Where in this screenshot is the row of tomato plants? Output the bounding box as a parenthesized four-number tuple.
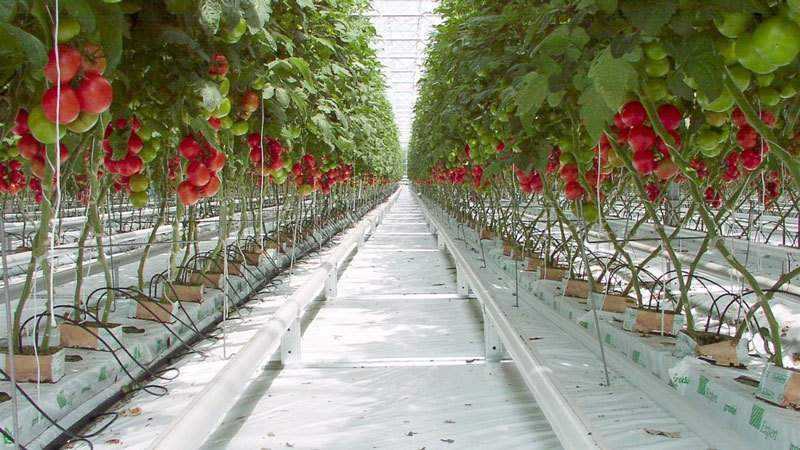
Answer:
(409, 0, 800, 368)
(0, 1, 402, 359)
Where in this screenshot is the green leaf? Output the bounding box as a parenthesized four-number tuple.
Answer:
(199, 0, 223, 34)
(579, 86, 614, 142)
(588, 48, 638, 111)
(198, 80, 223, 111)
(669, 33, 724, 101)
(275, 87, 290, 108)
(64, 0, 96, 34)
(0, 22, 46, 70)
(595, 0, 618, 14)
(161, 27, 209, 60)
(515, 72, 548, 122)
(0, 0, 17, 22)
(93, 2, 124, 71)
(243, 0, 271, 32)
(296, 0, 315, 10)
(190, 116, 219, 146)
(620, 0, 677, 36)
(288, 56, 313, 83)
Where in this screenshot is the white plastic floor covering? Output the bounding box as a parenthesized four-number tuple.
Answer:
(74, 188, 561, 449)
(201, 189, 562, 449)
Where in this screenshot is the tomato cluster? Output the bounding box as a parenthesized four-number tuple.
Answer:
(37, 45, 111, 137)
(177, 135, 225, 206)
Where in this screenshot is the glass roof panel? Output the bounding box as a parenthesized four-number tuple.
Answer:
(367, 0, 440, 151)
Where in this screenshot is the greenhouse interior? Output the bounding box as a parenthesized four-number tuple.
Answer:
(1, 0, 800, 449)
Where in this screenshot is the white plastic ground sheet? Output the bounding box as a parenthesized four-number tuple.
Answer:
(0, 201, 370, 448)
(88, 188, 559, 450)
(446, 203, 800, 449)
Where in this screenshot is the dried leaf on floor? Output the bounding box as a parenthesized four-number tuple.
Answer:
(440, 438, 455, 443)
(119, 407, 142, 416)
(105, 438, 122, 445)
(644, 428, 681, 439)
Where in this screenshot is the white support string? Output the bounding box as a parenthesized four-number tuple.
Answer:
(49, 0, 62, 327)
(0, 210, 22, 450)
(258, 105, 266, 240)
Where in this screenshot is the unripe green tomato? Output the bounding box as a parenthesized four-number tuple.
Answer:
(252, 78, 267, 90)
(644, 42, 668, 60)
(28, 106, 66, 144)
(751, 17, 800, 67)
(138, 126, 154, 140)
(700, 143, 723, 158)
(224, 19, 247, 44)
(758, 87, 781, 106)
(696, 128, 722, 150)
(130, 191, 148, 208)
(231, 121, 249, 136)
(781, 80, 798, 98)
(643, 78, 668, 101)
(705, 111, 729, 127)
(66, 112, 99, 133)
(699, 89, 735, 113)
(220, 116, 233, 129)
(644, 57, 670, 78)
(215, 98, 232, 117)
(219, 77, 230, 96)
(736, 33, 778, 74)
(129, 173, 149, 192)
(715, 12, 752, 39)
(756, 73, 775, 87)
(728, 65, 751, 91)
(715, 37, 737, 66)
(139, 146, 158, 163)
(57, 18, 81, 43)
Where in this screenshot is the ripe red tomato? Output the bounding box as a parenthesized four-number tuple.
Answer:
(13, 109, 30, 136)
(17, 134, 41, 160)
(644, 182, 661, 202)
(736, 125, 759, 149)
(198, 174, 221, 197)
(179, 136, 202, 159)
(249, 147, 262, 164)
(81, 43, 107, 75)
(741, 147, 762, 170)
(632, 148, 657, 175)
(620, 101, 646, 128)
(732, 107, 748, 128)
(178, 180, 201, 206)
(44, 45, 83, 84)
(187, 160, 211, 187)
(564, 180, 585, 201)
(628, 125, 656, 152)
(657, 104, 682, 130)
(76, 72, 113, 113)
(241, 91, 260, 113)
(41, 85, 81, 124)
(559, 163, 579, 182)
(205, 150, 226, 171)
(127, 132, 144, 154)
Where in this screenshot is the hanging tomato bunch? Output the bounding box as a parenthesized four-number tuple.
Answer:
(177, 135, 225, 206)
